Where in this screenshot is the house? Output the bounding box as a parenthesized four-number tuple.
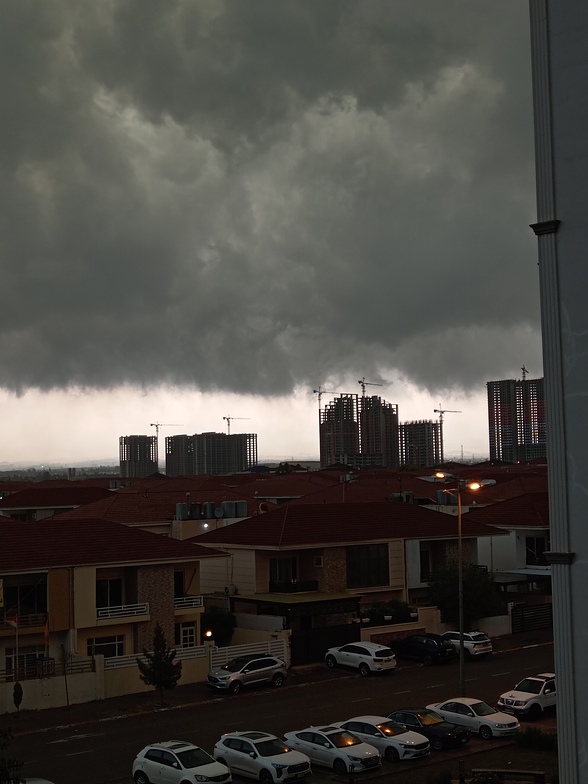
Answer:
(192, 500, 506, 663)
(0, 518, 227, 712)
(0, 485, 113, 521)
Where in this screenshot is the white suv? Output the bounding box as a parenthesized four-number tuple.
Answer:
(441, 631, 493, 658)
(498, 672, 556, 719)
(213, 731, 311, 784)
(325, 642, 397, 675)
(133, 741, 232, 784)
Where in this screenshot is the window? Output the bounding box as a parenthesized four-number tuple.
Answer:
(174, 571, 184, 598)
(270, 557, 297, 583)
(87, 635, 124, 658)
(95, 578, 123, 609)
(346, 544, 389, 588)
(526, 536, 549, 566)
(175, 622, 196, 649)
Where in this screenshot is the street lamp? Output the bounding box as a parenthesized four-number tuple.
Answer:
(434, 472, 495, 697)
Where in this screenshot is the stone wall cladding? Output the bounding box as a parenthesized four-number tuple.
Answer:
(321, 548, 347, 592)
(136, 565, 175, 651)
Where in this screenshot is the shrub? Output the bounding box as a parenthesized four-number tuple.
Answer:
(516, 727, 558, 752)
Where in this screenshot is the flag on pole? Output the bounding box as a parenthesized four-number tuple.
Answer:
(44, 615, 50, 649)
(6, 617, 18, 629)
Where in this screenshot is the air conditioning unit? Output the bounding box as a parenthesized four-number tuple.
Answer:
(224, 584, 237, 596)
(314, 556, 324, 568)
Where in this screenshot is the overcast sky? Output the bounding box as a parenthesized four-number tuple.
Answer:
(0, 1, 541, 466)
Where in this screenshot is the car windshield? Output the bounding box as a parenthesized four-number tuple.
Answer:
(254, 739, 290, 757)
(177, 748, 215, 769)
(222, 657, 254, 672)
(514, 678, 544, 694)
(470, 702, 497, 717)
(417, 711, 444, 726)
(377, 721, 406, 736)
(374, 649, 394, 658)
(328, 731, 361, 748)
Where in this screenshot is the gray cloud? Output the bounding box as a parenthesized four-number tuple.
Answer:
(0, 0, 541, 398)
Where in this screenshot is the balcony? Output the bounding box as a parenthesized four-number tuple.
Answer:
(174, 595, 203, 611)
(269, 580, 319, 594)
(96, 602, 149, 620)
(0, 613, 46, 631)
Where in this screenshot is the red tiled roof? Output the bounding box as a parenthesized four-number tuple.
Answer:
(192, 501, 505, 549)
(0, 518, 226, 572)
(465, 493, 549, 528)
(0, 486, 112, 509)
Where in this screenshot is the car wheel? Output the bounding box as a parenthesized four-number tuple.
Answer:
(260, 768, 274, 784)
(271, 673, 284, 688)
(134, 773, 150, 784)
(326, 654, 337, 668)
(479, 725, 493, 740)
(423, 654, 434, 666)
(359, 662, 370, 677)
(431, 737, 444, 752)
(385, 746, 400, 762)
(229, 680, 242, 695)
(333, 758, 348, 776)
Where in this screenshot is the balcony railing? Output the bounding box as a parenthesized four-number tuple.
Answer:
(174, 595, 203, 609)
(0, 613, 47, 630)
(269, 580, 319, 593)
(96, 602, 149, 619)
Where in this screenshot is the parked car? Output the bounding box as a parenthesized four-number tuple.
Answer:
(207, 654, 287, 695)
(333, 715, 429, 762)
(497, 672, 556, 719)
(213, 731, 311, 783)
(390, 634, 457, 665)
(426, 698, 520, 739)
(325, 642, 397, 676)
(441, 630, 493, 658)
(387, 708, 471, 751)
(283, 725, 381, 776)
(133, 741, 232, 784)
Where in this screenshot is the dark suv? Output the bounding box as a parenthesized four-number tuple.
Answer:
(207, 654, 288, 695)
(390, 634, 457, 665)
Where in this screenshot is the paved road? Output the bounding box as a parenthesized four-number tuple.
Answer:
(10, 644, 555, 784)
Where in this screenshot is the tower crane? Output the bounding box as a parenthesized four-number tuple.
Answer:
(150, 423, 184, 439)
(313, 386, 347, 407)
(223, 416, 250, 435)
(433, 405, 461, 465)
(358, 377, 383, 396)
(521, 365, 529, 381)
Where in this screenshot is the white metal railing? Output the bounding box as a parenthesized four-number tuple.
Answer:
(104, 645, 207, 669)
(210, 640, 289, 670)
(96, 602, 149, 619)
(174, 595, 203, 609)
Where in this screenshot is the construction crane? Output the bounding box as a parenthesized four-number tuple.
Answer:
(313, 386, 347, 407)
(223, 416, 250, 435)
(150, 423, 183, 439)
(358, 377, 383, 396)
(433, 405, 461, 465)
(521, 365, 529, 381)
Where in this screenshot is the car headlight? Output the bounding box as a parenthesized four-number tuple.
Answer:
(272, 763, 288, 770)
(494, 724, 509, 729)
(513, 700, 527, 706)
(194, 776, 212, 782)
(347, 756, 364, 762)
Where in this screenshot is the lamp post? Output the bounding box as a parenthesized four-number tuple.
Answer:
(434, 472, 494, 696)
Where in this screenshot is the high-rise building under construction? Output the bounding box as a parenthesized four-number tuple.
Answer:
(166, 431, 258, 476)
(487, 377, 546, 463)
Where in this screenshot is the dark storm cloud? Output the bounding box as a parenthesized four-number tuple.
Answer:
(0, 0, 540, 397)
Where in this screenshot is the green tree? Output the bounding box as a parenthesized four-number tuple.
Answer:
(201, 605, 236, 647)
(12, 683, 22, 713)
(136, 622, 182, 706)
(427, 561, 504, 629)
(0, 728, 22, 784)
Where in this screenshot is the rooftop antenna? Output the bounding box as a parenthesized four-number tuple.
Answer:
(521, 365, 529, 381)
(433, 405, 461, 464)
(223, 416, 250, 435)
(358, 377, 384, 396)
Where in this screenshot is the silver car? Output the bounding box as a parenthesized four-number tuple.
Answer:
(213, 731, 311, 783)
(132, 741, 232, 784)
(283, 725, 381, 775)
(207, 654, 288, 695)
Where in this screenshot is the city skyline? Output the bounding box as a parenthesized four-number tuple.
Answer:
(1, 3, 540, 468)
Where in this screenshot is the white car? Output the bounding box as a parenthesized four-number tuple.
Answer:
(426, 698, 520, 739)
(133, 741, 232, 784)
(283, 725, 381, 775)
(325, 642, 397, 675)
(213, 731, 311, 784)
(441, 631, 493, 658)
(334, 716, 430, 762)
(497, 672, 556, 719)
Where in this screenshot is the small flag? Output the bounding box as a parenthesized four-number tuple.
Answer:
(44, 616, 50, 648)
(6, 617, 18, 630)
